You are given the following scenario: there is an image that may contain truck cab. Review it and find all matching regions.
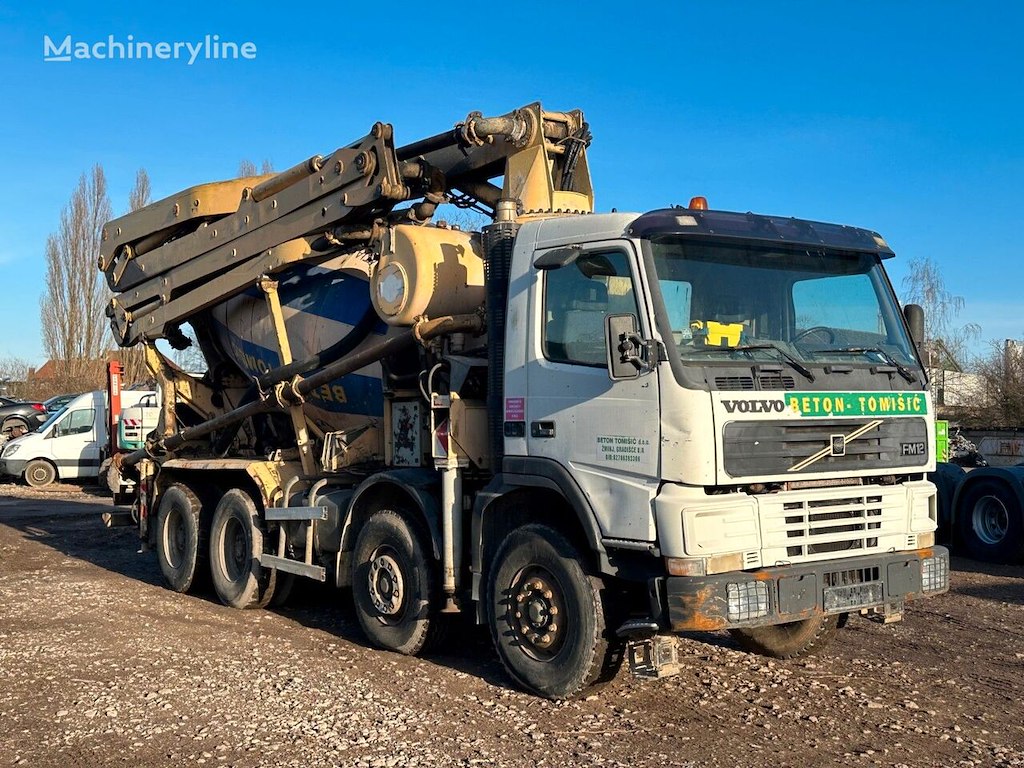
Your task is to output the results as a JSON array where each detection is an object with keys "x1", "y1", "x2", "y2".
[{"x1": 499, "y1": 207, "x2": 946, "y2": 637}]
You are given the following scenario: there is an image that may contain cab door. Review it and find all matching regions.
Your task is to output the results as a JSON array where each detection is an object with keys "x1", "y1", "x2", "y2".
[
  {"x1": 524, "y1": 243, "x2": 661, "y2": 542},
  {"x1": 49, "y1": 406, "x2": 99, "y2": 478}
]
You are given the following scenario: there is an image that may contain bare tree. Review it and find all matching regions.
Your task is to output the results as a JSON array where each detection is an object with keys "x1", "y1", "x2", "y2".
[
  {"x1": 169, "y1": 323, "x2": 207, "y2": 373},
  {"x1": 435, "y1": 204, "x2": 490, "y2": 233},
  {"x1": 128, "y1": 168, "x2": 151, "y2": 213},
  {"x1": 0, "y1": 357, "x2": 32, "y2": 399},
  {"x1": 40, "y1": 165, "x2": 113, "y2": 390},
  {"x1": 900, "y1": 256, "x2": 981, "y2": 404},
  {"x1": 120, "y1": 169, "x2": 154, "y2": 386},
  {"x1": 964, "y1": 339, "x2": 1024, "y2": 427},
  {"x1": 238, "y1": 159, "x2": 273, "y2": 177}
]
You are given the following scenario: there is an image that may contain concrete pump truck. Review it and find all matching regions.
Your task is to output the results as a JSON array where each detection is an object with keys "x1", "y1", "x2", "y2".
[{"x1": 98, "y1": 103, "x2": 949, "y2": 698}]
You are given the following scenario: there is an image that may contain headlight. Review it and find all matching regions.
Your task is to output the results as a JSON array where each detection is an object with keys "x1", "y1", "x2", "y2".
[
  {"x1": 2, "y1": 444, "x2": 19, "y2": 457},
  {"x1": 727, "y1": 580, "x2": 770, "y2": 621}
]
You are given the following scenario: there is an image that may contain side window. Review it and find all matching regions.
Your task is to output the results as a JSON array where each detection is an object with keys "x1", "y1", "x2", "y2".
[
  {"x1": 57, "y1": 408, "x2": 95, "y2": 437},
  {"x1": 543, "y1": 251, "x2": 640, "y2": 366}
]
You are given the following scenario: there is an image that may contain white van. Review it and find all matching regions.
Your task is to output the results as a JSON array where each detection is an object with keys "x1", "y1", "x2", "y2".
[{"x1": 0, "y1": 389, "x2": 156, "y2": 487}]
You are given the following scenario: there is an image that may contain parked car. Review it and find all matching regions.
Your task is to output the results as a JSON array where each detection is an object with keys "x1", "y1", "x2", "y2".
[
  {"x1": 0, "y1": 390, "x2": 157, "y2": 488},
  {"x1": 0, "y1": 396, "x2": 48, "y2": 439},
  {"x1": 43, "y1": 393, "x2": 80, "y2": 414}
]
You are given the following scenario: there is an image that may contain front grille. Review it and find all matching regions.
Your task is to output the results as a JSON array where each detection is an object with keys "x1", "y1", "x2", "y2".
[
  {"x1": 715, "y1": 376, "x2": 754, "y2": 390},
  {"x1": 823, "y1": 566, "x2": 880, "y2": 588},
  {"x1": 712, "y1": 375, "x2": 796, "y2": 391},
  {"x1": 758, "y1": 374, "x2": 795, "y2": 390},
  {"x1": 723, "y1": 417, "x2": 929, "y2": 477},
  {"x1": 759, "y1": 488, "x2": 911, "y2": 565}
]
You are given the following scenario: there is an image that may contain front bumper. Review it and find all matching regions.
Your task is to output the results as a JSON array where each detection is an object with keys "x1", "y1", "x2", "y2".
[
  {"x1": 662, "y1": 546, "x2": 949, "y2": 631},
  {"x1": 0, "y1": 458, "x2": 27, "y2": 478}
]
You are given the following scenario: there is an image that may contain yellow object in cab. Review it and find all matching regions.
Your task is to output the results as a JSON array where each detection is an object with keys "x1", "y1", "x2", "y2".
[{"x1": 691, "y1": 319, "x2": 743, "y2": 348}]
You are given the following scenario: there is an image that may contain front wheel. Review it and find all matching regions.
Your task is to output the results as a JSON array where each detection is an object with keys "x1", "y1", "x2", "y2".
[
  {"x1": 351, "y1": 510, "x2": 440, "y2": 656},
  {"x1": 23, "y1": 459, "x2": 57, "y2": 488},
  {"x1": 487, "y1": 524, "x2": 623, "y2": 699},
  {"x1": 209, "y1": 489, "x2": 277, "y2": 609},
  {"x1": 956, "y1": 479, "x2": 1024, "y2": 563},
  {"x1": 730, "y1": 615, "x2": 839, "y2": 659}
]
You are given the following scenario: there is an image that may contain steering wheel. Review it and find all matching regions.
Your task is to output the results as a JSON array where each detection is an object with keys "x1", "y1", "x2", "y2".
[{"x1": 793, "y1": 326, "x2": 836, "y2": 345}]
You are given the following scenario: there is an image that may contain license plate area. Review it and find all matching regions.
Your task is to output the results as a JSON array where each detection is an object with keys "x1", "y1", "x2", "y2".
[{"x1": 824, "y1": 582, "x2": 883, "y2": 613}]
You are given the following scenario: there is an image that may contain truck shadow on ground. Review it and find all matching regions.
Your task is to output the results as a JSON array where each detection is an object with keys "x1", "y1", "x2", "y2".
[
  {"x1": 0, "y1": 501, "x2": 516, "y2": 690},
  {"x1": 953, "y1": 582, "x2": 1024, "y2": 605},
  {"x1": 274, "y1": 580, "x2": 521, "y2": 689},
  {"x1": 949, "y1": 555, "x2": 1024, "y2": 580},
  {"x1": 0, "y1": 499, "x2": 164, "y2": 585}
]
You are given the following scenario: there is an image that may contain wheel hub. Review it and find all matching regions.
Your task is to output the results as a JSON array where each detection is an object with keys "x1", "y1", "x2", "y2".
[
  {"x1": 972, "y1": 495, "x2": 1009, "y2": 546},
  {"x1": 368, "y1": 552, "x2": 404, "y2": 616},
  {"x1": 511, "y1": 572, "x2": 563, "y2": 657}
]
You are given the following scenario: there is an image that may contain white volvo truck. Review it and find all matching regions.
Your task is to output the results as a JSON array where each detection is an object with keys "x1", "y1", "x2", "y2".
[{"x1": 100, "y1": 103, "x2": 949, "y2": 698}]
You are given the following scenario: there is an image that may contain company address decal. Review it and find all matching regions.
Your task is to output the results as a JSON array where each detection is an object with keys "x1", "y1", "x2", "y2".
[
  {"x1": 596, "y1": 435, "x2": 652, "y2": 464},
  {"x1": 721, "y1": 392, "x2": 927, "y2": 417}
]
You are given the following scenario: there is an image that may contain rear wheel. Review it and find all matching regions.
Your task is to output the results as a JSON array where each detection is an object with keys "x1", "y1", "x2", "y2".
[
  {"x1": 23, "y1": 459, "x2": 56, "y2": 488},
  {"x1": 209, "y1": 489, "x2": 277, "y2": 609},
  {"x1": 154, "y1": 483, "x2": 206, "y2": 593},
  {"x1": 956, "y1": 479, "x2": 1024, "y2": 563},
  {"x1": 487, "y1": 524, "x2": 623, "y2": 699},
  {"x1": 352, "y1": 509, "x2": 440, "y2": 656},
  {"x1": 730, "y1": 615, "x2": 839, "y2": 659}
]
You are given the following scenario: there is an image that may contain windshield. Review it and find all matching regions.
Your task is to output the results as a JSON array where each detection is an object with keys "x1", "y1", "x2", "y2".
[
  {"x1": 36, "y1": 406, "x2": 68, "y2": 433},
  {"x1": 646, "y1": 237, "x2": 919, "y2": 369}
]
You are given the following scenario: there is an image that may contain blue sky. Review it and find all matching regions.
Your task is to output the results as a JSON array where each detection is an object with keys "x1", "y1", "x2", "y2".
[{"x1": 0, "y1": 1, "x2": 1021, "y2": 366}]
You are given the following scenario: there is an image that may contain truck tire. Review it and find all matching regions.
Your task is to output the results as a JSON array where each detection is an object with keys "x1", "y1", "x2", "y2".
[
  {"x1": 155, "y1": 483, "x2": 206, "y2": 593},
  {"x1": 486, "y1": 524, "x2": 623, "y2": 700},
  {"x1": 730, "y1": 615, "x2": 839, "y2": 659},
  {"x1": 352, "y1": 509, "x2": 440, "y2": 656},
  {"x1": 209, "y1": 489, "x2": 277, "y2": 609},
  {"x1": 23, "y1": 459, "x2": 57, "y2": 488},
  {"x1": 956, "y1": 478, "x2": 1024, "y2": 563}
]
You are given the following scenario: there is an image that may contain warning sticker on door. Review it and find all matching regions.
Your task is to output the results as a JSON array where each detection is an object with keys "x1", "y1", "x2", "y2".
[
  {"x1": 596, "y1": 435, "x2": 651, "y2": 464},
  {"x1": 505, "y1": 397, "x2": 525, "y2": 421}
]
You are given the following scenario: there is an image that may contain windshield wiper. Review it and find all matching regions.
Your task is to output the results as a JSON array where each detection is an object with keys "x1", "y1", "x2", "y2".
[
  {"x1": 702, "y1": 343, "x2": 815, "y2": 382},
  {"x1": 811, "y1": 346, "x2": 917, "y2": 383}
]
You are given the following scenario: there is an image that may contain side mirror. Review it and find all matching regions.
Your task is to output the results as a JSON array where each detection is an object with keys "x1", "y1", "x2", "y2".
[
  {"x1": 606, "y1": 314, "x2": 652, "y2": 380},
  {"x1": 904, "y1": 303, "x2": 925, "y2": 346}
]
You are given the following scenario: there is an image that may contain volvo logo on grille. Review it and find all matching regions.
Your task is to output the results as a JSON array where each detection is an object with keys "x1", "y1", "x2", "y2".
[
  {"x1": 788, "y1": 420, "x2": 883, "y2": 472},
  {"x1": 721, "y1": 398, "x2": 786, "y2": 414}
]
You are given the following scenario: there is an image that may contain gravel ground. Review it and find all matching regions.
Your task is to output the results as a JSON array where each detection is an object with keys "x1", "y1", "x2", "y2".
[{"x1": 1, "y1": 481, "x2": 1022, "y2": 767}]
